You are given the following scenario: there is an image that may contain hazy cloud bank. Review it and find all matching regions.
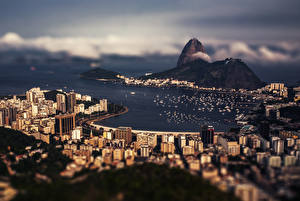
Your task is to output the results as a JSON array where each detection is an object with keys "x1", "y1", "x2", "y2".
[{"x1": 0, "y1": 32, "x2": 300, "y2": 66}]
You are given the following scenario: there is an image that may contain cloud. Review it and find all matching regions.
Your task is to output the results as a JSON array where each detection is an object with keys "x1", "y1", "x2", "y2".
[
  {"x1": 191, "y1": 52, "x2": 211, "y2": 62},
  {"x1": 1, "y1": 32, "x2": 24, "y2": 44},
  {"x1": 207, "y1": 41, "x2": 300, "y2": 64},
  {"x1": 258, "y1": 46, "x2": 291, "y2": 62},
  {"x1": 0, "y1": 32, "x2": 179, "y2": 59},
  {"x1": 0, "y1": 32, "x2": 299, "y2": 65}
]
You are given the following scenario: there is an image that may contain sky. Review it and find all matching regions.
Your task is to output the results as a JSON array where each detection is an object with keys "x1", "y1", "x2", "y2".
[
  {"x1": 0, "y1": 0, "x2": 299, "y2": 40},
  {"x1": 0, "y1": 0, "x2": 300, "y2": 83}
]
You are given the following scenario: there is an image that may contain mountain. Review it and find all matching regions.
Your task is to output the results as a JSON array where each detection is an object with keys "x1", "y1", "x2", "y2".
[
  {"x1": 143, "y1": 38, "x2": 263, "y2": 90},
  {"x1": 80, "y1": 67, "x2": 120, "y2": 80},
  {"x1": 176, "y1": 38, "x2": 207, "y2": 67}
]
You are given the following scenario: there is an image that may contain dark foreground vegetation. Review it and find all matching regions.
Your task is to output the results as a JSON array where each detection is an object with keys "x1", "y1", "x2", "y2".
[
  {"x1": 0, "y1": 127, "x2": 239, "y2": 201},
  {"x1": 280, "y1": 106, "x2": 300, "y2": 122},
  {"x1": 12, "y1": 163, "x2": 239, "y2": 201}
]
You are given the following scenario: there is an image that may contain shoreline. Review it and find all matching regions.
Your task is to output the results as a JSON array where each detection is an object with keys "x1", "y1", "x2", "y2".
[
  {"x1": 82, "y1": 76, "x2": 258, "y2": 94},
  {"x1": 86, "y1": 106, "x2": 129, "y2": 125},
  {"x1": 84, "y1": 106, "x2": 210, "y2": 136}
]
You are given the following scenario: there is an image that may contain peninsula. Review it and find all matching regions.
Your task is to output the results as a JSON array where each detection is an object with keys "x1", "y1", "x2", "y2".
[{"x1": 80, "y1": 67, "x2": 121, "y2": 81}]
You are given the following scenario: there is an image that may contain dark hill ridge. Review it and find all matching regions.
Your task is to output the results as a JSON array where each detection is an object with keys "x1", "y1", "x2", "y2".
[
  {"x1": 143, "y1": 38, "x2": 263, "y2": 90},
  {"x1": 80, "y1": 67, "x2": 120, "y2": 80}
]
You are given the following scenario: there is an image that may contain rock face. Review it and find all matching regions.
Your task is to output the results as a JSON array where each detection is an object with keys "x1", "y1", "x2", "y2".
[
  {"x1": 143, "y1": 38, "x2": 264, "y2": 90},
  {"x1": 177, "y1": 38, "x2": 206, "y2": 67}
]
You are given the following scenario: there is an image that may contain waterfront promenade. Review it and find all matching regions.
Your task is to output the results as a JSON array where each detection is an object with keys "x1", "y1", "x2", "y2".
[
  {"x1": 91, "y1": 122, "x2": 201, "y2": 136},
  {"x1": 85, "y1": 107, "x2": 223, "y2": 136}
]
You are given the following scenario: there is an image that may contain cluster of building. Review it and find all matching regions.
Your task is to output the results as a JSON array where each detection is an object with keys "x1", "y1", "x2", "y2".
[
  {"x1": 56, "y1": 116, "x2": 300, "y2": 201},
  {"x1": 123, "y1": 77, "x2": 196, "y2": 89},
  {"x1": 255, "y1": 83, "x2": 298, "y2": 100},
  {"x1": 0, "y1": 87, "x2": 108, "y2": 143},
  {"x1": 294, "y1": 86, "x2": 300, "y2": 102},
  {"x1": 119, "y1": 77, "x2": 298, "y2": 105},
  {"x1": 2, "y1": 84, "x2": 300, "y2": 201},
  {"x1": 265, "y1": 83, "x2": 288, "y2": 98},
  {"x1": 117, "y1": 75, "x2": 238, "y2": 92},
  {"x1": 56, "y1": 90, "x2": 107, "y2": 115},
  {"x1": 0, "y1": 141, "x2": 48, "y2": 200}
]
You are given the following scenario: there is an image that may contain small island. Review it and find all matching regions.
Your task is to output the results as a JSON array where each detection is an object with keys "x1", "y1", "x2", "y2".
[{"x1": 80, "y1": 67, "x2": 121, "y2": 81}]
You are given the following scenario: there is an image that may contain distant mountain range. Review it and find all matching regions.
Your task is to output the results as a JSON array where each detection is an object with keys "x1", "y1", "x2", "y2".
[
  {"x1": 142, "y1": 38, "x2": 264, "y2": 90},
  {"x1": 80, "y1": 38, "x2": 264, "y2": 89}
]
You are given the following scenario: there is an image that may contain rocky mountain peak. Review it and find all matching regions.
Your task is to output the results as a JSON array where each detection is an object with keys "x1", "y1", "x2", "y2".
[{"x1": 177, "y1": 38, "x2": 207, "y2": 67}]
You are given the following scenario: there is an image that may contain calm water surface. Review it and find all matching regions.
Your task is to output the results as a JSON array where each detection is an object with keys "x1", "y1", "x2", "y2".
[{"x1": 0, "y1": 63, "x2": 255, "y2": 131}]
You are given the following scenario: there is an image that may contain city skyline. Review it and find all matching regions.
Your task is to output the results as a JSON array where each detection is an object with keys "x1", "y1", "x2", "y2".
[
  {"x1": 1, "y1": 1, "x2": 300, "y2": 201},
  {"x1": 1, "y1": 84, "x2": 300, "y2": 201}
]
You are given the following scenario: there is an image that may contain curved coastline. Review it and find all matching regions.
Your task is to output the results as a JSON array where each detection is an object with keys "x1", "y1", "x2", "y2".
[
  {"x1": 86, "y1": 106, "x2": 129, "y2": 125},
  {"x1": 85, "y1": 106, "x2": 209, "y2": 136}
]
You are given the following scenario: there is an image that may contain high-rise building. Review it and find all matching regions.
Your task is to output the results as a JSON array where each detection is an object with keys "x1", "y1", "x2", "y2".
[
  {"x1": 74, "y1": 104, "x2": 85, "y2": 114},
  {"x1": 284, "y1": 155, "x2": 297, "y2": 166},
  {"x1": 265, "y1": 105, "x2": 280, "y2": 120},
  {"x1": 136, "y1": 133, "x2": 157, "y2": 148},
  {"x1": 194, "y1": 139, "x2": 203, "y2": 153},
  {"x1": 9, "y1": 108, "x2": 17, "y2": 124},
  {"x1": 187, "y1": 137, "x2": 195, "y2": 148},
  {"x1": 270, "y1": 83, "x2": 284, "y2": 91},
  {"x1": 113, "y1": 148, "x2": 124, "y2": 161},
  {"x1": 98, "y1": 136, "x2": 105, "y2": 148},
  {"x1": 286, "y1": 138, "x2": 295, "y2": 147},
  {"x1": 218, "y1": 136, "x2": 240, "y2": 156},
  {"x1": 162, "y1": 134, "x2": 174, "y2": 143},
  {"x1": 201, "y1": 125, "x2": 214, "y2": 145},
  {"x1": 0, "y1": 108, "x2": 17, "y2": 126},
  {"x1": 200, "y1": 154, "x2": 211, "y2": 164},
  {"x1": 0, "y1": 109, "x2": 4, "y2": 126},
  {"x1": 273, "y1": 139, "x2": 284, "y2": 155},
  {"x1": 182, "y1": 145, "x2": 194, "y2": 155},
  {"x1": 100, "y1": 99, "x2": 108, "y2": 112},
  {"x1": 67, "y1": 92, "x2": 76, "y2": 113},
  {"x1": 239, "y1": 135, "x2": 248, "y2": 146},
  {"x1": 248, "y1": 135, "x2": 261, "y2": 149},
  {"x1": 136, "y1": 133, "x2": 148, "y2": 148},
  {"x1": 124, "y1": 149, "x2": 135, "y2": 160},
  {"x1": 161, "y1": 142, "x2": 175, "y2": 154},
  {"x1": 104, "y1": 152, "x2": 112, "y2": 164},
  {"x1": 26, "y1": 90, "x2": 34, "y2": 103},
  {"x1": 239, "y1": 135, "x2": 247, "y2": 145},
  {"x1": 56, "y1": 94, "x2": 66, "y2": 113},
  {"x1": 268, "y1": 156, "x2": 281, "y2": 168},
  {"x1": 235, "y1": 184, "x2": 258, "y2": 201},
  {"x1": 71, "y1": 127, "x2": 82, "y2": 140},
  {"x1": 178, "y1": 135, "x2": 186, "y2": 149},
  {"x1": 114, "y1": 127, "x2": 132, "y2": 145},
  {"x1": 32, "y1": 104, "x2": 38, "y2": 117},
  {"x1": 103, "y1": 131, "x2": 113, "y2": 140},
  {"x1": 26, "y1": 87, "x2": 44, "y2": 103},
  {"x1": 256, "y1": 152, "x2": 267, "y2": 165},
  {"x1": 1, "y1": 108, "x2": 9, "y2": 126},
  {"x1": 55, "y1": 113, "x2": 76, "y2": 137},
  {"x1": 140, "y1": 144, "x2": 150, "y2": 157},
  {"x1": 271, "y1": 136, "x2": 280, "y2": 146},
  {"x1": 26, "y1": 87, "x2": 40, "y2": 103}
]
